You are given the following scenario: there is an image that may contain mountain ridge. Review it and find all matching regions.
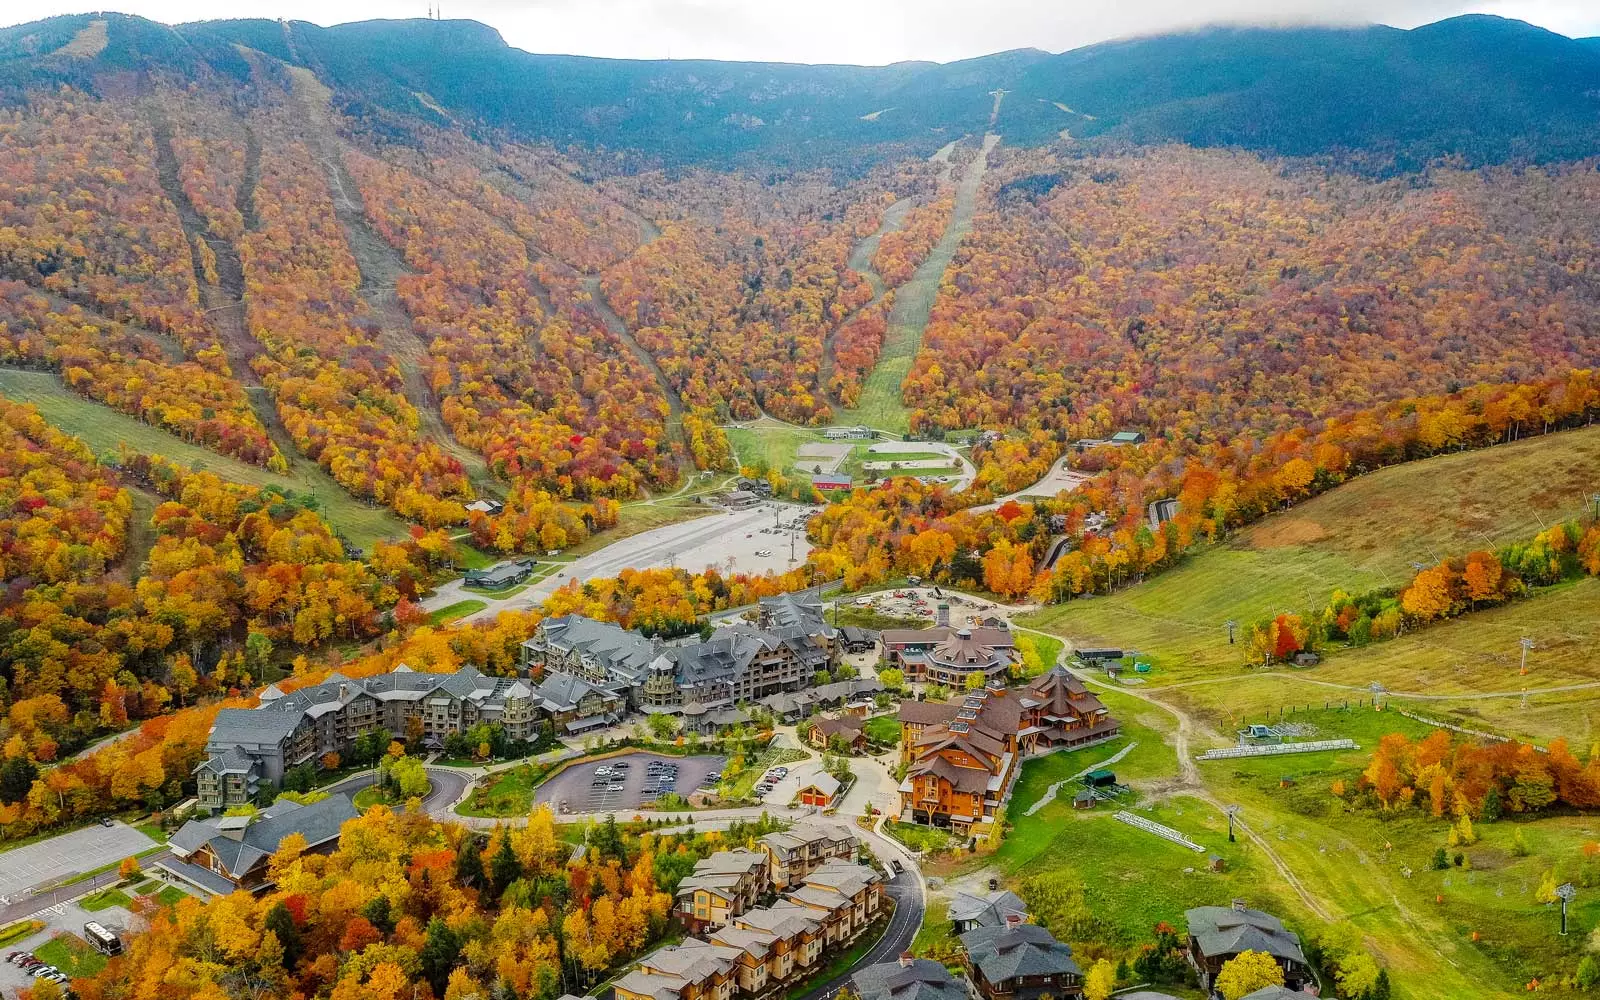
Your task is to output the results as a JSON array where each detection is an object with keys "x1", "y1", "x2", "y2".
[{"x1": 2, "y1": 12, "x2": 1598, "y2": 169}]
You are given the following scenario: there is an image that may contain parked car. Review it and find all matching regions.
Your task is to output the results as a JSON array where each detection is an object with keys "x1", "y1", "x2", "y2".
[
  {"x1": 100, "y1": 817, "x2": 114, "y2": 828},
  {"x1": 889, "y1": 859, "x2": 904, "y2": 875}
]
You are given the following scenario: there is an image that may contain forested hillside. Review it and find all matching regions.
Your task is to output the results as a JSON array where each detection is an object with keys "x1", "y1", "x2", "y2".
[{"x1": 1, "y1": 7, "x2": 1600, "y2": 845}]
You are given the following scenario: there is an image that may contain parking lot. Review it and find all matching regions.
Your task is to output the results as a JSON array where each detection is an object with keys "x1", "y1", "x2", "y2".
[
  {"x1": 0, "y1": 822, "x2": 155, "y2": 900},
  {"x1": 533, "y1": 752, "x2": 726, "y2": 814}
]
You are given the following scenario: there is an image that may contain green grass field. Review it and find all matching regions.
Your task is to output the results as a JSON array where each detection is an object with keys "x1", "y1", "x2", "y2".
[
  {"x1": 429, "y1": 599, "x2": 487, "y2": 625},
  {"x1": 77, "y1": 886, "x2": 132, "y2": 912},
  {"x1": 864, "y1": 715, "x2": 901, "y2": 744},
  {"x1": 1021, "y1": 425, "x2": 1600, "y2": 693},
  {"x1": 1191, "y1": 705, "x2": 1595, "y2": 998},
  {"x1": 726, "y1": 423, "x2": 823, "y2": 476},
  {"x1": 456, "y1": 763, "x2": 545, "y2": 817},
  {"x1": 990, "y1": 792, "x2": 1303, "y2": 952},
  {"x1": 0, "y1": 369, "x2": 410, "y2": 551},
  {"x1": 35, "y1": 933, "x2": 108, "y2": 978},
  {"x1": 155, "y1": 886, "x2": 186, "y2": 907}
]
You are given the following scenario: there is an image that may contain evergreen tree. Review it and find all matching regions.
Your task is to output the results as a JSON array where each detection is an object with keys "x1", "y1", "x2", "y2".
[
  {"x1": 419, "y1": 916, "x2": 462, "y2": 996},
  {"x1": 491, "y1": 831, "x2": 523, "y2": 896},
  {"x1": 457, "y1": 837, "x2": 485, "y2": 889},
  {"x1": 361, "y1": 894, "x2": 394, "y2": 934},
  {"x1": 592, "y1": 813, "x2": 625, "y2": 860},
  {"x1": 1482, "y1": 785, "x2": 1503, "y2": 821},
  {"x1": 263, "y1": 901, "x2": 299, "y2": 966},
  {"x1": 1373, "y1": 968, "x2": 1392, "y2": 1000}
]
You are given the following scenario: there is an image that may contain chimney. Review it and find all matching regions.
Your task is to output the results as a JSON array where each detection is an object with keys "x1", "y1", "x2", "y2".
[
  {"x1": 899, "y1": 952, "x2": 914, "y2": 968},
  {"x1": 1231, "y1": 898, "x2": 1247, "y2": 912},
  {"x1": 1004, "y1": 912, "x2": 1023, "y2": 929},
  {"x1": 339, "y1": 683, "x2": 349, "y2": 701}
]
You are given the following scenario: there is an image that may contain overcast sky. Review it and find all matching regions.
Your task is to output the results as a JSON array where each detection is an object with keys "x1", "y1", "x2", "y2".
[{"x1": 7, "y1": 0, "x2": 1599, "y2": 64}]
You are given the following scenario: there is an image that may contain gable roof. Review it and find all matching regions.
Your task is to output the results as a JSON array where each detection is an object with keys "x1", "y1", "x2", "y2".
[
  {"x1": 1185, "y1": 905, "x2": 1306, "y2": 965},
  {"x1": 949, "y1": 889, "x2": 1027, "y2": 927},
  {"x1": 960, "y1": 923, "x2": 1081, "y2": 982},
  {"x1": 853, "y1": 959, "x2": 967, "y2": 1000},
  {"x1": 169, "y1": 793, "x2": 358, "y2": 883}
]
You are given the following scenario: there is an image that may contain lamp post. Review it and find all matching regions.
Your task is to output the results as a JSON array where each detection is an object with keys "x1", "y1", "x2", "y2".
[
  {"x1": 1557, "y1": 882, "x2": 1577, "y2": 935},
  {"x1": 1225, "y1": 805, "x2": 1239, "y2": 843}
]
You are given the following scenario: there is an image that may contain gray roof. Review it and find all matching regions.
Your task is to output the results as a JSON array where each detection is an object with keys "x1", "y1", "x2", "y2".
[
  {"x1": 1185, "y1": 905, "x2": 1306, "y2": 966},
  {"x1": 535, "y1": 671, "x2": 616, "y2": 713},
  {"x1": 208, "y1": 708, "x2": 303, "y2": 748},
  {"x1": 853, "y1": 959, "x2": 966, "y2": 1000},
  {"x1": 534, "y1": 616, "x2": 662, "y2": 684},
  {"x1": 759, "y1": 589, "x2": 837, "y2": 638},
  {"x1": 193, "y1": 746, "x2": 259, "y2": 776},
  {"x1": 949, "y1": 890, "x2": 1027, "y2": 928},
  {"x1": 1241, "y1": 989, "x2": 1312, "y2": 1000},
  {"x1": 169, "y1": 794, "x2": 358, "y2": 882},
  {"x1": 960, "y1": 923, "x2": 1081, "y2": 982},
  {"x1": 162, "y1": 856, "x2": 243, "y2": 896}
]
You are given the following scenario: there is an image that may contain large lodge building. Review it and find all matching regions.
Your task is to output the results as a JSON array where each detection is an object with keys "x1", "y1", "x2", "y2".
[
  {"x1": 195, "y1": 592, "x2": 839, "y2": 809},
  {"x1": 897, "y1": 664, "x2": 1120, "y2": 835}
]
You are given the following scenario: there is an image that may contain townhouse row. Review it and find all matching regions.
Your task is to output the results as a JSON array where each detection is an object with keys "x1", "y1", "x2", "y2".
[{"x1": 619, "y1": 828, "x2": 886, "y2": 1000}]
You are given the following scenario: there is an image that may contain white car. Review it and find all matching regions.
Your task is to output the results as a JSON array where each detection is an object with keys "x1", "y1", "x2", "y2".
[{"x1": 755, "y1": 549, "x2": 773, "y2": 557}]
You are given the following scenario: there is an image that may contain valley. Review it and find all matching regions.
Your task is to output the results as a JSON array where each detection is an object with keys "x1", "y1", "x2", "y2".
[{"x1": 1, "y1": 10, "x2": 1600, "y2": 1000}]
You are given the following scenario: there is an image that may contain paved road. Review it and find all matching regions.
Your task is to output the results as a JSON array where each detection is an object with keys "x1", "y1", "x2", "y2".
[
  {"x1": 325, "y1": 767, "x2": 472, "y2": 815},
  {"x1": 794, "y1": 868, "x2": 924, "y2": 1000},
  {"x1": 0, "y1": 850, "x2": 174, "y2": 927}
]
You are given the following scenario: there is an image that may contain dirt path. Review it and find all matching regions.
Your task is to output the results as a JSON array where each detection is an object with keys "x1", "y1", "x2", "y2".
[
  {"x1": 144, "y1": 107, "x2": 265, "y2": 378},
  {"x1": 145, "y1": 101, "x2": 406, "y2": 528},
  {"x1": 581, "y1": 275, "x2": 688, "y2": 469},
  {"x1": 283, "y1": 65, "x2": 493, "y2": 489},
  {"x1": 841, "y1": 134, "x2": 999, "y2": 433},
  {"x1": 1014, "y1": 620, "x2": 1349, "y2": 929},
  {"x1": 818, "y1": 197, "x2": 914, "y2": 405}
]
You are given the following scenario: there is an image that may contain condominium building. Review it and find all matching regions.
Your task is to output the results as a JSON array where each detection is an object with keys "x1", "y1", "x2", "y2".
[
  {"x1": 896, "y1": 686, "x2": 1028, "y2": 836},
  {"x1": 895, "y1": 666, "x2": 1121, "y2": 834},
  {"x1": 629, "y1": 857, "x2": 884, "y2": 1000},
  {"x1": 782, "y1": 862, "x2": 885, "y2": 946},
  {"x1": 194, "y1": 665, "x2": 537, "y2": 809},
  {"x1": 675, "y1": 850, "x2": 772, "y2": 932},
  {"x1": 758, "y1": 825, "x2": 856, "y2": 889},
  {"x1": 522, "y1": 606, "x2": 834, "y2": 715}
]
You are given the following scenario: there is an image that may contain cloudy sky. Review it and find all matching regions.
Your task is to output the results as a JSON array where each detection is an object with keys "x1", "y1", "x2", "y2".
[{"x1": 7, "y1": 0, "x2": 1599, "y2": 63}]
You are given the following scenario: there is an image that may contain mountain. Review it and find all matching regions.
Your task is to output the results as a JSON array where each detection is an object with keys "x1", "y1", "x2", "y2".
[{"x1": 2, "y1": 12, "x2": 1598, "y2": 168}]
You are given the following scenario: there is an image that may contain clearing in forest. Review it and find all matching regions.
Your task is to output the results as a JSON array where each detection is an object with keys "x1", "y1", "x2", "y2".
[
  {"x1": 840, "y1": 134, "x2": 998, "y2": 434},
  {"x1": 1022, "y1": 424, "x2": 1600, "y2": 689},
  {"x1": 0, "y1": 370, "x2": 408, "y2": 551}
]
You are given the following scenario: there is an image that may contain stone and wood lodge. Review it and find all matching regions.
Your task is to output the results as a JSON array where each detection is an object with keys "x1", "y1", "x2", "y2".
[{"x1": 896, "y1": 663, "x2": 1121, "y2": 834}]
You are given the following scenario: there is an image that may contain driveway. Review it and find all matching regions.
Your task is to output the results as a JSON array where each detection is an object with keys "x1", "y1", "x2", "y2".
[{"x1": 324, "y1": 767, "x2": 471, "y2": 815}]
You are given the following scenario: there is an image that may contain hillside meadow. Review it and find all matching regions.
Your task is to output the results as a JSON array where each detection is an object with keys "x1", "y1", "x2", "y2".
[{"x1": 1021, "y1": 424, "x2": 1600, "y2": 696}]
